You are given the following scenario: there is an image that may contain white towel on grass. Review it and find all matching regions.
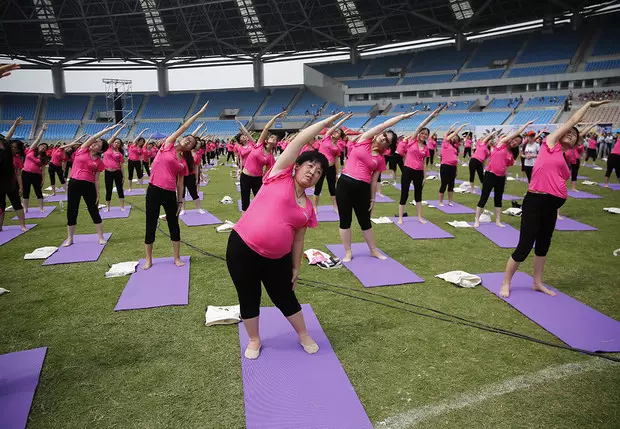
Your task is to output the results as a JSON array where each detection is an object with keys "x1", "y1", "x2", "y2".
[
  {"x1": 453, "y1": 186, "x2": 470, "y2": 194},
  {"x1": 0, "y1": 288, "x2": 9, "y2": 296},
  {"x1": 506, "y1": 176, "x2": 516, "y2": 181},
  {"x1": 447, "y1": 221, "x2": 472, "y2": 228},
  {"x1": 220, "y1": 196, "x2": 233, "y2": 204},
  {"x1": 216, "y1": 220, "x2": 235, "y2": 233},
  {"x1": 614, "y1": 248, "x2": 620, "y2": 257},
  {"x1": 582, "y1": 181, "x2": 597, "y2": 186},
  {"x1": 426, "y1": 175, "x2": 438, "y2": 180},
  {"x1": 5, "y1": 205, "x2": 13, "y2": 212},
  {"x1": 372, "y1": 217, "x2": 393, "y2": 224},
  {"x1": 436, "y1": 271, "x2": 482, "y2": 288},
  {"x1": 604, "y1": 207, "x2": 620, "y2": 214},
  {"x1": 205, "y1": 305, "x2": 241, "y2": 326},
  {"x1": 593, "y1": 167, "x2": 603, "y2": 171},
  {"x1": 503, "y1": 207, "x2": 522, "y2": 217},
  {"x1": 105, "y1": 261, "x2": 139, "y2": 278},
  {"x1": 24, "y1": 246, "x2": 58, "y2": 260},
  {"x1": 479, "y1": 213, "x2": 492, "y2": 223}
]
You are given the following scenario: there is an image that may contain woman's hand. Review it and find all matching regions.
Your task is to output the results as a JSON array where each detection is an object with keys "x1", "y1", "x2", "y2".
[
  {"x1": 369, "y1": 199, "x2": 375, "y2": 214},
  {"x1": 292, "y1": 268, "x2": 299, "y2": 291}
]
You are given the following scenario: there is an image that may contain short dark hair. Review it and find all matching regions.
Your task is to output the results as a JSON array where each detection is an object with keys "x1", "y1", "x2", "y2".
[
  {"x1": 99, "y1": 138, "x2": 109, "y2": 153},
  {"x1": 113, "y1": 138, "x2": 124, "y2": 151},
  {"x1": 295, "y1": 150, "x2": 328, "y2": 174}
]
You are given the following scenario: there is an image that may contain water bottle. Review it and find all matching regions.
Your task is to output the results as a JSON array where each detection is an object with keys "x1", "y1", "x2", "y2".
[{"x1": 59, "y1": 201, "x2": 64, "y2": 211}]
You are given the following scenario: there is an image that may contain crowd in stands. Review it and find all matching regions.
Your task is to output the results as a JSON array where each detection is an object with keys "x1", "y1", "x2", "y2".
[{"x1": 577, "y1": 90, "x2": 620, "y2": 102}]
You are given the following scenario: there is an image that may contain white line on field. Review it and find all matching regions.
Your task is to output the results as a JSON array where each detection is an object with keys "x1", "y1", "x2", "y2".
[{"x1": 375, "y1": 359, "x2": 617, "y2": 429}]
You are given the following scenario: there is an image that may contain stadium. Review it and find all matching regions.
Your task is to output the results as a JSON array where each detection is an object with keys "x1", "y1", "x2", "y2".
[{"x1": 0, "y1": 1, "x2": 619, "y2": 428}]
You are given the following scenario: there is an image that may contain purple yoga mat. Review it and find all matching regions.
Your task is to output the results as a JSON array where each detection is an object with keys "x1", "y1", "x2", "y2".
[
  {"x1": 478, "y1": 272, "x2": 620, "y2": 352},
  {"x1": 124, "y1": 187, "x2": 147, "y2": 196},
  {"x1": 179, "y1": 210, "x2": 222, "y2": 226},
  {"x1": 555, "y1": 217, "x2": 598, "y2": 231},
  {"x1": 326, "y1": 243, "x2": 423, "y2": 287},
  {"x1": 99, "y1": 206, "x2": 132, "y2": 219},
  {"x1": 426, "y1": 200, "x2": 475, "y2": 214},
  {"x1": 0, "y1": 347, "x2": 47, "y2": 429},
  {"x1": 184, "y1": 191, "x2": 204, "y2": 202},
  {"x1": 470, "y1": 222, "x2": 519, "y2": 248},
  {"x1": 471, "y1": 188, "x2": 522, "y2": 201},
  {"x1": 599, "y1": 183, "x2": 620, "y2": 190},
  {"x1": 200, "y1": 179, "x2": 210, "y2": 187},
  {"x1": 12, "y1": 206, "x2": 55, "y2": 220},
  {"x1": 236, "y1": 183, "x2": 240, "y2": 192},
  {"x1": 577, "y1": 175, "x2": 588, "y2": 180},
  {"x1": 0, "y1": 224, "x2": 36, "y2": 246},
  {"x1": 115, "y1": 256, "x2": 190, "y2": 311},
  {"x1": 317, "y1": 205, "x2": 339, "y2": 222},
  {"x1": 567, "y1": 190, "x2": 602, "y2": 199},
  {"x1": 393, "y1": 183, "x2": 413, "y2": 190},
  {"x1": 132, "y1": 177, "x2": 150, "y2": 184},
  {"x1": 392, "y1": 218, "x2": 454, "y2": 240},
  {"x1": 239, "y1": 304, "x2": 372, "y2": 429},
  {"x1": 375, "y1": 193, "x2": 395, "y2": 203},
  {"x1": 42, "y1": 233, "x2": 112, "y2": 265},
  {"x1": 44, "y1": 193, "x2": 67, "y2": 202}
]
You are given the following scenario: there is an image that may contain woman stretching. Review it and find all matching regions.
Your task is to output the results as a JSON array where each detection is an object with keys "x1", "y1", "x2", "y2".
[
  {"x1": 499, "y1": 100, "x2": 609, "y2": 298},
  {"x1": 314, "y1": 113, "x2": 352, "y2": 213},
  {"x1": 180, "y1": 123, "x2": 207, "y2": 215},
  {"x1": 463, "y1": 132, "x2": 473, "y2": 160},
  {"x1": 468, "y1": 131, "x2": 498, "y2": 191},
  {"x1": 127, "y1": 129, "x2": 148, "y2": 192},
  {"x1": 48, "y1": 142, "x2": 67, "y2": 195},
  {"x1": 143, "y1": 103, "x2": 208, "y2": 270},
  {"x1": 236, "y1": 112, "x2": 284, "y2": 211},
  {"x1": 522, "y1": 131, "x2": 540, "y2": 183},
  {"x1": 566, "y1": 124, "x2": 595, "y2": 192},
  {"x1": 438, "y1": 124, "x2": 467, "y2": 206},
  {"x1": 396, "y1": 107, "x2": 442, "y2": 224},
  {"x1": 0, "y1": 121, "x2": 27, "y2": 232},
  {"x1": 337, "y1": 112, "x2": 416, "y2": 262},
  {"x1": 227, "y1": 113, "x2": 341, "y2": 360},
  {"x1": 604, "y1": 134, "x2": 620, "y2": 188},
  {"x1": 474, "y1": 121, "x2": 534, "y2": 228},
  {"x1": 103, "y1": 124, "x2": 128, "y2": 212},
  {"x1": 62, "y1": 125, "x2": 120, "y2": 246},
  {"x1": 585, "y1": 134, "x2": 598, "y2": 165},
  {"x1": 22, "y1": 124, "x2": 49, "y2": 213},
  {"x1": 426, "y1": 132, "x2": 438, "y2": 166}
]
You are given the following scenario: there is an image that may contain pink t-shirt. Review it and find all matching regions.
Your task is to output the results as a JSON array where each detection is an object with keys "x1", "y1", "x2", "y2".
[
  {"x1": 612, "y1": 139, "x2": 620, "y2": 156},
  {"x1": 141, "y1": 147, "x2": 150, "y2": 162},
  {"x1": 226, "y1": 142, "x2": 234, "y2": 151},
  {"x1": 472, "y1": 140, "x2": 490, "y2": 163},
  {"x1": 588, "y1": 138, "x2": 597, "y2": 149},
  {"x1": 149, "y1": 147, "x2": 158, "y2": 159},
  {"x1": 565, "y1": 145, "x2": 584, "y2": 165},
  {"x1": 103, "y1": 147, "x2": 124, "y2": 170},
  {"x1": 337, "y1": 139, "x2": 346, "y2": 154},
  {"x1": 427, "y1": 138, "x2": 437, "y2": 150},
  {"x1": 70, "y1": 147, "x2": 105, "y2": 183},
  {"x1": 342, "y1": 138, "x2": 387, "y2": 184},
  {"x1": 192, "y1": 152, "x2": 202, "y2": 168},
  {"x1": 234, "y1": 165, "x2": 318, "y2": 259},
  {"x1": 487, "y1": 144, "x2": 514, "y2": 177},
  {"x1": 51, "y1": 148, "x2": 65, "y2": 166},
  {"x1": 23, "y1": 148, "x2": 44, "y2": 174},
  {"x1": 299, "y1": 143, "x2": 315, "y2": 154},
  {"x1": 529, "y1": 140, "x2": 570, "y2": 199},
  {"x1": 465, "y1": 138, "x2": 472, "y2": 148},
  {"x1": 318, "y1": 137, "x2": 340, "y2": 164},
  {"x1": 13, "y1": 154, "x2": 23, "y2": 171},
  {"x1": 209, "y1": 143, "x2": 216, "y2": 152},
  {"x1": 128, "y1": 144, "x2": 142, "y2": 161},
  {"x1": 150, "y1": 144, "x2": 189, "y2": 191},
  {"x1": 243, "y1": 142, "x2": 274, "y2": 176},
  {"x1": 399, "y1": 139, "x2": 429, "y2": 170},
  {"x1": 440, "y1": 141, "x2": 458, "y2": 166}
]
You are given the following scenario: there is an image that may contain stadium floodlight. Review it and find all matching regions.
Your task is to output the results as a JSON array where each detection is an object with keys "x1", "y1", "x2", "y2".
[
  {"x1": 139, "y1": 0, "x2": 170, "y2": 48},
  {"x1": 336, "y1": 0, "x2": 368, "y2": 35},
  {"x1": 33, "y1": 0, "x2": 62, "y2": 46},
  {"x1": 235, "y1": 0, "x2": 267, "y2": 45},
  {"x1": 449, "y1": 0, "x2": 474, "y2": 20}
]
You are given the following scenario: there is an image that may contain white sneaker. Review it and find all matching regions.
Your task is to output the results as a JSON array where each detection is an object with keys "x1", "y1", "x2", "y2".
[{"x1": 179, "y1": 210, "x2": 186, "y2": 216}]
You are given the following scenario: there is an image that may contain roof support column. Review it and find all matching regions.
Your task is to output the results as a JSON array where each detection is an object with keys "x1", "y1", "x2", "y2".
[
  {"x1": 253, "y1": 57, "x2": 264, "y2": 92},
  {"x1": 157, "y1": 64, "x2": 169, "y2": 97},
  {"x1": 51, "y1": 65, "x2": 65, "y2": 99}
]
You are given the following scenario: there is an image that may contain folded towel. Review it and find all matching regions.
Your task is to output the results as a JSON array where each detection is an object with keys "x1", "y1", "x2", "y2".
[
  {"x1": 604, "y1": 207, "x2": 620, "y2": 214},
  {"x1": 426, "y1": 175, "x2": 438, "y2": 180},
  {"x1": 479, "y1": 213, "x2": 492, "y2": 223},
  {"x1": 205, "y1": 305, "x2": 241, "y2": 326},
  {"x1": 371, "y1": 216, "x2": 393, "y2": 224},
  {"x1": 447, "y1": 221, "x2": 472, "y2": 228},
  {"x1": 220, "y1": 196, "x2": 233, "y2": 204},
  {"x1": 453, "y1": 186, "x2": 470, "y2": 194},
  {"x1": 593, "y1": 167, "x2": 603, "y2": 171},
  {"x1": 304, "y1": 249, "x2": 342, "y2": 269},
  {"x1": 614, "y1": 248, "x2": 620, "y2": 257},
  {"x1": 436, "y1": 271, "x2": 482, "y2": 288},
  {"x1": 503, "y1": 207, "x2": 522, "y2": 217},
  {"x1": 24, "y1": 246, "x2": 58, "y2": 260},
  {"x1": 582, "y1": 180, "x2": 597, "y2": 186},
  {"x1": 105, "y1": 261, "x2": 139, "y2": 278},
  {"x1": 506, "y1": 176, "x2": 516, "y2": 181},
  {"x1": 0, "y1": 288, "x2": 9, "y2": 296},
  {"x1": 216, "y1": 220, "x2": 235, "y2": 233}
]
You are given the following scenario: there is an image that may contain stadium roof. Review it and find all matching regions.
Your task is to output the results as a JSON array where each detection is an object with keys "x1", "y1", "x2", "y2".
[{"x1": 0, "y1": 0, "x2": 616, "y2": 70}]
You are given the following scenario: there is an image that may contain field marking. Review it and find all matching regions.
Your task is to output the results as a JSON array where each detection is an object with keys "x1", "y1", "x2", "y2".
[{"x1": 375, "y1": 359, "x2": 617, "y2": 429}]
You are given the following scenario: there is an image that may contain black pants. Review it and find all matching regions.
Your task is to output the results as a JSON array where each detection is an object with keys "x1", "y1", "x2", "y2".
[
  {"x1": 340, "y1": 151, "x2": 345, "y2": 166},
  {"x1": 463, "y1": 147, "x2": 472, "y2": 159},
  {"x1": 240, "y1": 173, "x2": 262, "y2": 211},
  {"x1": 388, "y1": 154, "x2": 404, "y2": 173},
  {"x1": 468, "y1": 158, "x2": 484, "y2": 184},
  {"x1": 128, "y1": 160, "x2": 143, "y2": 181},
  {"x1": 201, "y1": 153, "x2": 206, "y2": 165},
  {"x1": 0, "y1": 180, "x2": 22, "y2": 211},
  {"x1": 226, "y1": 230, "x2": 301, "y2": 320},
  {"x1": 314, "y1": 164, "x2": 337, "y2": 197},
  {"x1": 22, "y1": 171, "x2": 43, "y2": 200},
  {"x1": 67, "y1": 179, "x2": 101, "y2": 226},
  {"x1": 570, "y1": 160, "x2": 580, "y2": 182},
  {"x1": 64, "y1": 161, "x2": 72, "y2": 179},
  {"x1": 226, "y1": 151, "x2": 235, "y2": 162},
  {"x1": 145, "y1": 184, "x2": 180, "y2": 244},
  {"x1": 336, "y1": 174, "x2": 371, "y2": 230},
  {"x1": 183, "y1": 174, "x2": 199, "y2": 200},
  {"x1": 585, "y1": 148, "x2": 597, "y2": 162},
  {"x1": 524, "y1": 165, "x2": 534, "y2": 183},
  {"x1": 439, "y1": 164, "x2": 457, "y2": 193},
  {"x1": 399, "y1": 166, "x2": 424, "y2": 204},
  {"x1": 477, "y1": 171, "x2": 506, "y2": 208},
  {"x1": 48, "y1": 163, "x2": 65, "y2": 187},
  {"x1": 142, "y1": 160, "x2": 151, "y2": 176},
  {"x1": 105, "y1": 169, "x2": 124, "y2": 201},
  {"x1": 426, "y1": 149, "x2": 435, "y2": 166},
  {"x1": 512, "y1": 192, "x2": 565, "y2": 262},
  {"x1": 606, "y1": 154, "x2": 620, "y2": 179}
]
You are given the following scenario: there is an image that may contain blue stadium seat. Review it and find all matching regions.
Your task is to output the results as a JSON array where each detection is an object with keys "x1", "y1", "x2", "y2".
[
  {"x1": 408, "y1": 46, "x2": 473, "y2": 73},
  {"x1": 585, "y1": 59, "x2": 620, "y2": 72},
  {"x1": 466, "y1": 36, "x2": 524, "y2": 68},
  {"x1": 1, "y1": 95, "x2": 38, "y2": 120},
  {"x1": 457, "y1": 69, "x2": 504, "y2": 81},
  {"x1": 591, "y1": 27, "x2": 620, "y2": 57},
  {"x1": 197, "y1": 90, "x2": 268, "y2": 117},
  {"x1": 89, "y1": 95, "x2": 144, "y2": 120},
  {"x1": 260, "y1": 88, "x2": 299, "y2": 116},
  {"x1": 511, "y1": 109, "x2": 558, "y2": 124},
  {"x1": 0, "y1": 124, "x2": 33, "y2": 139},
  {"x1": 288, "y1": 92, "x2": 325, "y2": 116},
  {"x1": 508, "y1": 64, "x2": 568, "y2": 78},
  {"x1": 365, "y1": 54, "x2": 411, "y2": 76},
  {"x1": 487, "y1": 98, "x2": 521, "y2": 109},
  {"x1": 323, "y1": 102, "x2": 373, "y2": 114},
  {"x1": 516, "y1": 30, "x2": 582, "y2": 64},
  {"x1": 82, "y1": 123, "x2": 131, "y2": 140},
  {"x1": 45, "y1": 96, "x2": 89, "y2": 120},
  {"x1": 204, "y1": 120, "x2": 246, "y2": 136},
  {"x1": 523, "y1": 96, "x2": 565, "y2": 107},
  {"x1": 429, "y1": 112, "x2": 511, "y2": 127},
  {"x1": 400, "y1": 74, "x2": 455, "y2": 85},
  {"x1": 391, "y1": 102, "x2": 442, "y2": 113},
  {"x1": 141, "y1": 94, "x2": 194, "y2": 119},
  {"x1": 313, "y1": 61, "x2": 371, "y2": 78},
  {"x1": 42, "y1": 124, "x2": 79, "y2": 140},
  {"x1": 134, "y1": 122, "x2": 181, "y2": 137},
  {"x1": 365, "y1": 115, "x2": 427, "y2": 133},
  {"x1": 343, "y1": 78, "x2": 398, "y2": 88}
]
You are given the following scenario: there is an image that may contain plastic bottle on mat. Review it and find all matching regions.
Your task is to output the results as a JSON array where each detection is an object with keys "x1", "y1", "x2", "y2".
[{"x1": 59, "y1": 201, "x2": 64, "y2": 211}]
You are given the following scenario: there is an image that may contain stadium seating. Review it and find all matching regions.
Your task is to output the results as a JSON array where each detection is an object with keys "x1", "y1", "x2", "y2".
[
  {"x1": 82, "y1": 123, "x2": 131, "y2": 140},
  {"x1": 390, "y1": 102, "x2": 443, "y2": 113},
  {"x1": 466, "y1": 36, "x2": 524, "y2": 68},
  {"x1": 42, "y1": 123, "x2": 79, "y2": 140},
  {"x1": 45, "y1": 96, "x2": 89, "y2": 120},
  {"x1": 259, "y1": 88, "x2": 299, "y2": 116},
  {"x1": 0, "y1": 123, "x2": 33, "y2": 139},
  {"x1": 89, "y1": 95, "x2": 144, "y2": 120},
  {"x1": 203, "y1": 120, "x2": 245, "y2": 136},
  {"x1": 323, "y1": 102, "x2": 373, "y2": 114},
  {"x1": 317, "y1": 115, "x2": 370, "y2": 130},
  {"x1": 524, "y1": 96, "x2": 565, "y2": 107},
  {"x1": 408, "y1": 46, "x2": 473, "y2": 73},
  {"x1": 511, "y1": 109, "x2": 558, "y2": 124},
  {"x1": 141, "y1": 94, "x2": 194, "y2": 119},
  {"x1": 585, "y1": 59, "x2": 620, "y2": 72},
  {"x1": 516, "y1": 30, "x2": 582, "y2": 63},
  {"x1": 446, "y1": 101, "x2": 474, "y2": 111},
  {"x1": 365, "y1": 54, "x2": 411, "y2": 76},
  {"x1": 591, "y1": 27, "x2": 620, "y2": 57},
  {"x1": 457, "y1": 69, "x2": 505, "y2": 81},
  {"x1": 313, "y1": 61, "x2": 370, "y2": 78},
  {"x1": 197, "y1": 90, "x2": 268, "y2": 117},
  {"x1": 429, "y1": 112, "x2": 511, "y2": 127},
  {"x1": 288, "y1": 92, "x2": 325, "y2": 116},
  {"x1": 365, "y1": 115, "x2": 427, "y2": 133},
  {"x1": 133, "y1": 122, "x2": 181, "y2": 137},
  {"x1": 508, "y1": 64, "x2": 568, "y2": 78},
  {"x1": 582, "y1": 105, "x2": 620, "y2": 124},
  {"x1": 400, "y1": 74, "x2": 455, "y2": 85},
  {"x1": 1, "y1": 95, "x2": 38, "y2": 120},
  {"x1": 487, "y1": 98, "x2": 521, "y2": 109},
  {"x1": 343, "y1": 78, "x2": 399, "y2": 88}
]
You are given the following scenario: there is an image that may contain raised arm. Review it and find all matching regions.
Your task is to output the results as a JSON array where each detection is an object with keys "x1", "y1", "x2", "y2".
[
  {"x1": 270, "y1": 112, "x2": 344, "y2": 176},
  {"x1": 258, "y1": 111, "x2": 287, "y2": 144},
  {"x1": 482, "y1": 130, "x2": 499, "y2": 144},
  {"x1": 0, "y1": 63, "x2": 19, "y2": 79},
  {"x1": 31, "y1": 123, "x2": 48, "y2": 149},
  {"x1": 191, "y1": 122, "x2": 205, "y2": 137},
  {"x1": 326, "y1": 113, "x2": 353, "y2": 137},
  {"x1": 5, "y1": 117, "x2": 23, "y2": 140},
  {"x1": 446, "y1": 124, "x2": 467, "y2": 141},
  {"x1": 83, "y1": 124, "x2": 121, "y2": 149},
  {"x1": 498, "y1": 120, "x2": 535, "y2": 146},
  {"x1": 547, "y1": 100, "x2": 610, "y2": 148},
  {"x1": 236, "y1": 119, "x2": 253, "y2": 141},
  {"x1": 578, "y1": 122, "x2": 599, "y2": 138},
  {"x1": 406, "y1": 106, "x2": 443, "y2": 140},
  {"x1": 109, "y1": 123, "x2": 127, "y2": 142},
  {"x1": 359, "y1": 112, "x2": 417, "y2": 142},
  {"x1": 58, "y1": 134, "x2": 87, "y2": 150},
  {"x1": 166, "y1": 102, "x2": 209, "y2": 145},
  {"x1": 133, "y1": 128, "x2": 149, "y2": 144}
]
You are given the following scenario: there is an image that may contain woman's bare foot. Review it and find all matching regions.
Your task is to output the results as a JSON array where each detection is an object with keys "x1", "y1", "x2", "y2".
[
  {"x1": 299, "y1": 334, "x2": 319, "y2": 354},
  {"x1": 370, "y1": 249, "x2": 387, "y2": 260},
  {"x1": 532, "y1": 282, "x2": 556, "y2": 297},
  {"x1": 20, "y1": 225, "x2": 28, "y2": 232},
  {"x1": 439, "y1": 202, "x2": 444, "y2": 207},
  {"x1": 448, "y1": 202, "x2": 454, "y2": 206},
  {"x1": 499, "y1": 281, "x2": 511, "y2": 298},
  {"x1": 141, "y1": 260, "x2": 152, "y2": 270},
  {"x1": 343, "y1": 250, "x2": 352, "y2": 262},
  {"x1": 174, "y1": 258, "x2": 185, "y2": 267},
  {"x1": 62, "y1": 239, "x2": 73, "y2": 247},
  {"x1": 245, "y1": 339, "x2": 262, "y2": 359},
  {"x1": 397, "y1": 218, "x2": 403, "y2": 225},
  {"x1": 98, "y1": 237, "x2": 107, "y2": 245},
  {"x1": 473, "y1": 220, "x2": 480, "y2": 228},
  {"x1": 495, "y1": 222, "x2": 505, "y2": 228},
  {"x1": 557, "y1": 215, "x2": 564, "y2": 220},
  {"x1": 418, "y1": 218, "x2": 427, "y2": 224},
  {"x1": 120, "y1": 207, "x2": 125, "y2": 211},
  {"x1": 39, "y1": 207, "x2": 44, "y2": 213}
]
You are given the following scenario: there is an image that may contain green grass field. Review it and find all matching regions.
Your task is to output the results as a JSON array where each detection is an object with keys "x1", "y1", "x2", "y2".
[{"x1": 1, "y1": 160, "x2": 619, "y2": 429}]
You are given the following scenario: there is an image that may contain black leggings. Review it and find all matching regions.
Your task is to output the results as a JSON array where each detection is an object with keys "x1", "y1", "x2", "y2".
[
  {"x1": 439, "y1": 164, "x2": 457, "y2": 193},
  {"x1": 468, "y1": 158, "x2": 484, "y2": 184},
  {"x1": 512, "y1": 192, "x2": 565, "y2": 262},
  {"x1": 145, "y1": 184, "x2": 180, "y2": 244},
  {"x1": 314, "y1": 164, "x2": 337, "y2": 197},
  {"x1": 0, "y1": 181, "x2": 22, "y2": 211},
  {"x1": 240, "y1": 173, "x2": 262, "y2": 211},
  {"x1": 105, "y1": 169, "x2": 124, "y2": 201},
  {"x1": 570, "y1": 160, "x2": 580, "y2": 182},
  {"x1": 127, "y1": 160, "x2": 143, "y2": 181},
  {"x1": 340, "y1": 151, "x2": 345, "y2": 166},
  {"x1": 477, "y1": 171, "x2": 506, "y2": 208},
  {"x1": 388, "y1": 154, "x2": 404, "y2": 173},
  {"x1": 226, "y1": 151, "x2": 235, "y2": 162},
  {"x1": 67, "y1": 179, "x2": 102, "y2": 226},
  {"x1": 399, "y1": 166, "x2": 424, "y2": 204},
  {"x1": 183, "y1": 174, "x2": 199, "y2": 200},
  {"x1": 524, "y1": 166, "x2": 534, "y2": 182},
  {"x1": 426, "y1": 150, "x2": 435, "y2": 166},
  {"x1": 48, "y1": 163, "x2": 65, "y2": 187},
  {"x1": 463, "y1": 147, "x2": 472, "y2": 159},
  {"x1": 336, "y1": 174, "x2": 371, "y2": 230},
  {"x1": 142, "y1": 160, "x2": 151, "y2": 176},
  {"x1": 606, "y1": 154, "x2": 620, "y2": 179},
  {"x1": 21, "y1": 171, "x2": 43, "y2": 200},
  {"x1": 226, "y1": 229, "x2": 301, "y2": 320},
  {"x1": 585, "y1": 148, "x2": 597, "y2": 162},
  {"x1": 64, "y1": 161, "x2": 72, "y2": 179}
]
